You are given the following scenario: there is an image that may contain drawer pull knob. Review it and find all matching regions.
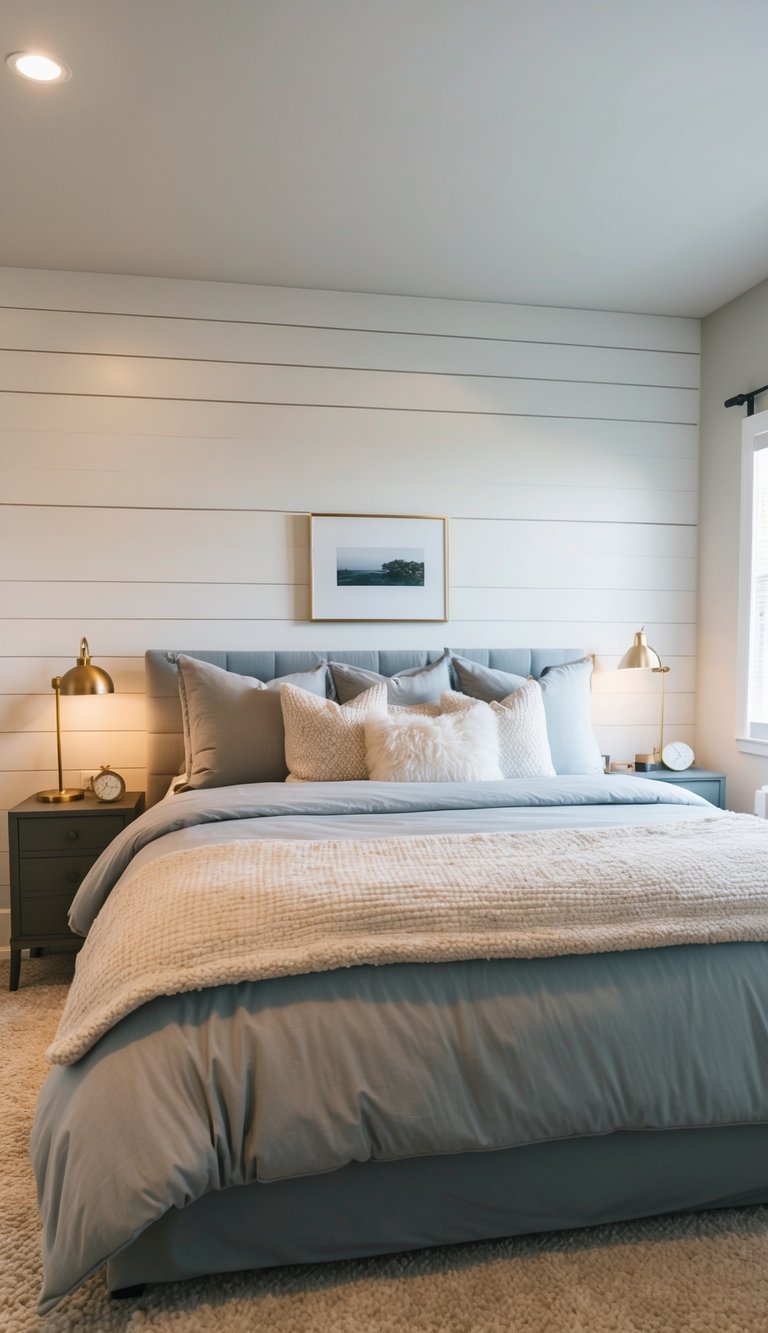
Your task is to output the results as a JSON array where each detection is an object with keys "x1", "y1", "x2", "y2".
[
  {"x1": 65, "y1": 830, "x2": 79, "y2": 842},
  {"x1": 65, "y1": 870, "x2": 81, "y2": 884}
]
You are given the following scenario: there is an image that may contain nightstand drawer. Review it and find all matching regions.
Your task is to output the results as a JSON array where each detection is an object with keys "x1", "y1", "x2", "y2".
[
  {"x1": 17, "y1": 814, "x2": 124, "y2": 854},
  {"x1": 19, "y1": 854, "x2": 97, "y2": 897},
  {"x1": 685, "y1": 780, "x2": 722, "y2": 806},
  {"x1": 20, "y1": 892, "x2": 79, "y2": 938}
]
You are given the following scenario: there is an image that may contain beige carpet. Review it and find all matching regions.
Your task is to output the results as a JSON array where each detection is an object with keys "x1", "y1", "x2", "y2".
[{"x1": 4, "y1": 959, "x2": 768, "y2": 1333}]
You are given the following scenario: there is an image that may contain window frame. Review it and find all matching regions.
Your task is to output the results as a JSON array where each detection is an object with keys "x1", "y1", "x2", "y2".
[{"x1": 736, "y1": 407, "x2": 768, "y2": 755}]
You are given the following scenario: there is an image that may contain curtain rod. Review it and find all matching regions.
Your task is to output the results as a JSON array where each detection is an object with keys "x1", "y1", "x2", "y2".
[{"x1": 724, "y1": 382, "x2": 768, "y2": 416}]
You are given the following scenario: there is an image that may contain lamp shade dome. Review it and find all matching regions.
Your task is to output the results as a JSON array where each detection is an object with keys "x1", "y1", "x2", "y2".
[
  {"x1": 618, "y1": 629, "x2": 661, "y2": 671},
  {"x1": 59, "y1": 638, "x2": 114, "y2": 695}
]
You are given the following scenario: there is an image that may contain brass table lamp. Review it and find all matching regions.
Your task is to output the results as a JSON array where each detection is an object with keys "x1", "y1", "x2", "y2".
[
  {"x1": 618, "y1": 628, "x2": 669, "y2": 769},
  {"x1": 37, "y1": 638, "x2": 114, "y2": 802}
]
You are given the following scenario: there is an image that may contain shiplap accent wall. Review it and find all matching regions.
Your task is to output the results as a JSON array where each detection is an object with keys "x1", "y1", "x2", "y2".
[{"x1": 0, "y1": 266, "x2": 700, "y2": 949}]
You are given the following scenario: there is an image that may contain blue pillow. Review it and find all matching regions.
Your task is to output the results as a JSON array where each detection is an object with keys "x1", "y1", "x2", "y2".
[
  {"x1": 539, "y1": 657, "x2": 603, "y2": 774},
  {"x1": 329, "y1": 653, "x2": 452, "y2": 706},
  {"x1": 450, "y1": 655, "x2": 528, "y2": 701}
]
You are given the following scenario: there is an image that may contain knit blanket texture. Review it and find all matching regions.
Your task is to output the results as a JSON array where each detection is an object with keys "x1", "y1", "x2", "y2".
[{"x1": 48, "y1": 812, "x2": 768, "y2": 1065}]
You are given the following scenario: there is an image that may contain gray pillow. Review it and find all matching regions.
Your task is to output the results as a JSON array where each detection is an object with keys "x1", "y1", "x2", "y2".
[
  {"x1": 329, "y1": 653, "x2": 452, "y2": 706},
  {"x1": 175, "y1": 655, "x2": 329, "y2": 789},
  {"x1": 450, "y1": 655, "x2": 528, "y2": 701},
  {"x1": 539, "y1": 656, "x2": 603, "y2": 775}
]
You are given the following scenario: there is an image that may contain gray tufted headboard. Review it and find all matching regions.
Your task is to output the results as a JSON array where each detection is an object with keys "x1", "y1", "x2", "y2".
[{"x1": 144, "y1": 647, "x2": 583, "y2": 807}]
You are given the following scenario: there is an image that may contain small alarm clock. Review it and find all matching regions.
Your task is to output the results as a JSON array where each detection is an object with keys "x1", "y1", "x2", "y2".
[
  {"x1": 91, "y1": 765, "x2": 127, "y2": 802},
  {"x1": 661, "y1": 741, "x2": 695, "y2": 772}
]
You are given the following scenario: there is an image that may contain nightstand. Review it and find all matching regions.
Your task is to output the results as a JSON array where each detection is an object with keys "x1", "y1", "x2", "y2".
[
  {"x1": 8, "y1": 792, "x2": 144, "y2": 990},
  {"x1": 630, "y1": 767, "x2": 726, "y2": 809}
]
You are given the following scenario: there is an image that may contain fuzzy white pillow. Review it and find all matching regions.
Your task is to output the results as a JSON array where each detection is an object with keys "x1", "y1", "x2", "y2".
[
  {"x1": 364, "y1": 704, "x2": 502, "y2": 783},
  {"x1": 441, "y1": 681, "x2": 555, "y2": 779},
  {"x1": 281, "y1": 681, "x2": 387, "y2": 782}
]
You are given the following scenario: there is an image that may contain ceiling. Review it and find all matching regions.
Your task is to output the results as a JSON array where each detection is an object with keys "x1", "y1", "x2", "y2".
[{"x1": 2, "y1": 0, "x2": 767, "y2": 318}]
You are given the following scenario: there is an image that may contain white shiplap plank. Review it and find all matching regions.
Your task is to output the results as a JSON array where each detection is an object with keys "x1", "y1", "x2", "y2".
[
  {"x1": 0, "y1": 309, "x2": 700, "y2": 388},
  {"x1": 0, "y1": 510, "x2": 697, "y2": 586},
  {"x1": 0, "y1": 510, "x2": 699, "y2": 580},
  {"x1": 0, "y1": 403, "x2": 699, "y2": 457},
  {"x1": 0, "y1": 433, "x2": 698, "y2": 503},
  {"x1": 0, "y1": 267, "x2": 701, "y2": 352},
  {"x1": 0, "y1": 658, "x2": 144, "y2": 694},
  {"x1": 0, "y1": 352, "x2": 698, "y2": 423},
  {"x1": 449, "y1": 588, "x2": 696, "y2": 625},
  {"x1": 454, "y1": 541, "x2": 697, "y2": 591},
  {"x1": 0, "y1": 504, "x2": 699, "y2": 561},
  {"x1": 0, "y1": 582, "x2": 697, "y2": 626},
  {"x1": 1, "y1": 467, "x2": 697, "y2": 534},
  {"x1": 592, "y1": 692, "x2": 694, "y2": 726},
  {"x1": 0, "y1": 692, "x2": 146, "y2": 734},
  {"x1": 0, "y1": 619, "x2": 698, "y2": 657},
  {"x1": 593, "y1": 656, "x2": 695, "y2": 693},
  {"x1": 0, "y1": 583, "x2": 305, "y2": 621},
  {"x1": 0, "y1": 510, "x2": 306, "y2": 582},
  {"x1": 0, "y1": 472, "x2": 698, "y2": 523},
  {"x1": 0, "y1": 731, "x2": 146, "y2": 773}
]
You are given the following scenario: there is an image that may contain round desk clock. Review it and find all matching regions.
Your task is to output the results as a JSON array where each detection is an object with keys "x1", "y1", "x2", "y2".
[
  {"x1": 661, "y1": 741, "x2": 694, "y2": 772},
  {"x1": 92, "y1": 765, "x2": 126, "y2": 802}
]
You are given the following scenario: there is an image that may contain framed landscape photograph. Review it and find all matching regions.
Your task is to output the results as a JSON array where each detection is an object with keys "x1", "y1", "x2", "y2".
[{"x1": 309, "y1": 513, "x2": 449, "y2": 621}]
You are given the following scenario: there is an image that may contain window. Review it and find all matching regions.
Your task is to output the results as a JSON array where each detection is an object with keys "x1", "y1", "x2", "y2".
[{"x1": 737, "y1": 409, "x2": 768, "y2": 752}]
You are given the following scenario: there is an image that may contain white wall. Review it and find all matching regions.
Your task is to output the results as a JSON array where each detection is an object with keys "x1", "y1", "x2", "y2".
[
  {"x1": 698, "y1": 275, "x2": 768, "y2": 812},
  {"x1": 0, "y1": 267, "x2": 700, "y2": 948}
]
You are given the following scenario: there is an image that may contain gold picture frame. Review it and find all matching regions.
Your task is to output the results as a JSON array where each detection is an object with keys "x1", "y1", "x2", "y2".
[{"x1": 309, "y1": 513, "x2": 449, "y2": 622}]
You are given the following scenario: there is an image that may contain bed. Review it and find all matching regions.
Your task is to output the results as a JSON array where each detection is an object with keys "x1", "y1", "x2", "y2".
[{"x1": 30, "y1": 647, "x2": 768, "y2": 1314}]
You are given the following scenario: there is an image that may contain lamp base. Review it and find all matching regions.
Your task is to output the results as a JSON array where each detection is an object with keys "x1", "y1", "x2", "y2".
[{"x1": 36, "y1": 788, "x2": 85, "y2": 803}]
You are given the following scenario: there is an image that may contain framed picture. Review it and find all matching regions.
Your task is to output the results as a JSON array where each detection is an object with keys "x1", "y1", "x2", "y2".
[{"x1": 309, "y1": 513, "x2": 449, "y2": 622}]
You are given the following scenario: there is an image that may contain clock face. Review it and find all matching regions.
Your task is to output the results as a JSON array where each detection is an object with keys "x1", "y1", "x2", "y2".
[
  {"x1": 93, "y1": 768, "x2": 125, "y2": 802},
  {"x1": 662, "y1": 741, "x2": 694, "y2": 772}
]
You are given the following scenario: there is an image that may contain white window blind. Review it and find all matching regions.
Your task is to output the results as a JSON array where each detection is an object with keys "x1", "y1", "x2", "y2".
[{"x1": 737, "y1": 410, "x2": 768, "y2": 751}]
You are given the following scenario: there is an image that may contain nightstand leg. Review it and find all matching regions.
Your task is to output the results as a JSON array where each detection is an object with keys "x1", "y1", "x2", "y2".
[{"x1": 9, "y1": 948, "x2": 21, "y2": 991}]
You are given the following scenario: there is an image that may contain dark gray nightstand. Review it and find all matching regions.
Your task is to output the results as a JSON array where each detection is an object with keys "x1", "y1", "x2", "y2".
[
  {"x1": 629, "y1": 767, "x2": 726, "y2": 809},
  {"x1": 8, "y1": 791, "x2": 144, "y2": 990}
]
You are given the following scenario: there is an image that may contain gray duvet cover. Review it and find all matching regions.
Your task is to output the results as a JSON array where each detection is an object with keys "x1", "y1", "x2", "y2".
[{"x1": 34, "y1": 776, "x2": 764, "y2": 1313}]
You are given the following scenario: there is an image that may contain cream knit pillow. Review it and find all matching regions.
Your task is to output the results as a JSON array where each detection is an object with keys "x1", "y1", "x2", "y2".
[
  {"x1": 441, "y1": 681, "x2": 555, "y2": 779},
  {"x1": 280, "y1": 681, "x2": 387, "y2": 782},
  {"x1": 364, "y1": 705, "x2": 502, "y2": 783}
]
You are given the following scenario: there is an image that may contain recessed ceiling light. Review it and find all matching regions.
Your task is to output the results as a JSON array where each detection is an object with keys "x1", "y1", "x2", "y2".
[{"x1": 6, "y1": 52, "x2": 72, "y2": 84}]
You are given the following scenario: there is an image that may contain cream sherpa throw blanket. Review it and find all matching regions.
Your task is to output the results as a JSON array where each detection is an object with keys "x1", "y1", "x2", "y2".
[{"x1": 49, "y1": 813, "x2": 768, "y2": 1065}]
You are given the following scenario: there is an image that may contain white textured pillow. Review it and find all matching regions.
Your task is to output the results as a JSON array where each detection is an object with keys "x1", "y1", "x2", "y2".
[
  {"x1": 441, "y1": 681, "x2": 555, "y2": 779},
  {"x1": 388, "y1": 702, "x2": 441, "y2": 717},
  {"x1": 364, "y1": 706, "x2": 502, "y2": 783},
  {"x1": 281, "y1": 681, "x2": 387, "y2": 782}
]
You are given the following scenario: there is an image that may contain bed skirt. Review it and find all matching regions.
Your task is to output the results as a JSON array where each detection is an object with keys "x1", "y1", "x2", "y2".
[{"x1": 107, "y1": 1124, "x2": 768, "y2": 1290}]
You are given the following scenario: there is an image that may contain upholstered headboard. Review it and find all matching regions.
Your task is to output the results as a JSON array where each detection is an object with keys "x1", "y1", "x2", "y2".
[{"x1": 144, "y1": 647, "x2": 583, "y2": 807}]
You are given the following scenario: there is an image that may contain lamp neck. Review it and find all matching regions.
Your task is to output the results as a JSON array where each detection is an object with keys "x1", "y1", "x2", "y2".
[{"x1": 51, "y1": 676, "x2": 64, "y2": 794}]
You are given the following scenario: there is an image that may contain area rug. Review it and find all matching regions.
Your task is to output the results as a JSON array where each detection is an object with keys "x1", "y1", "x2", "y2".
[{"x1": 4, "y1": 957, "x2": 768, "y2": 1333}]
